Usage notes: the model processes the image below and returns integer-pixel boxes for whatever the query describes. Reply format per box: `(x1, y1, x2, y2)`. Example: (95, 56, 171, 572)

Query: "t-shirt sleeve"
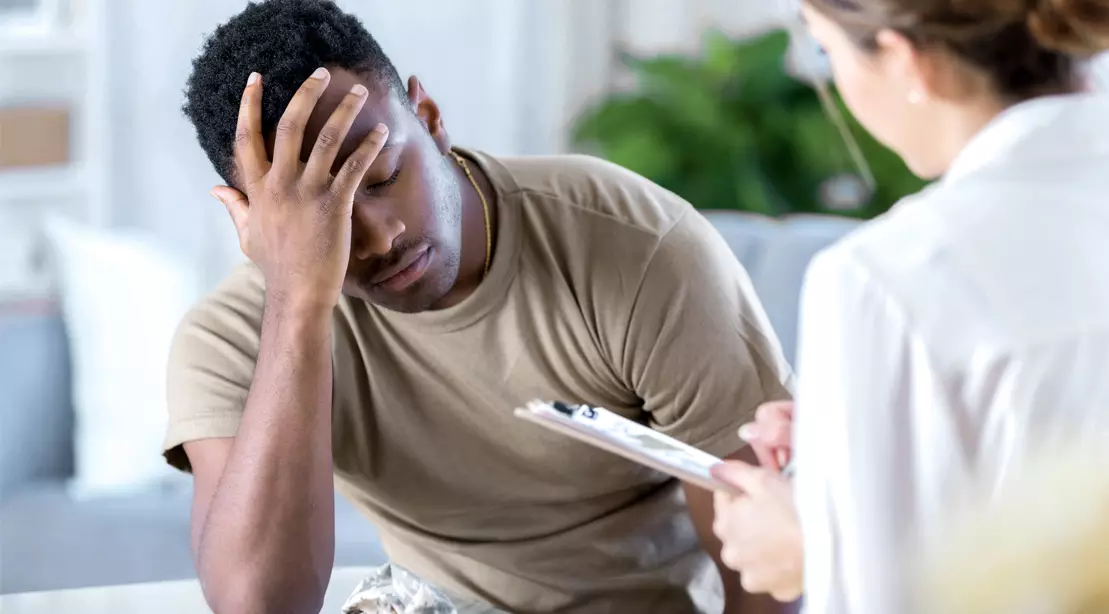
(162, 266, 265, 473)
(620, 211, 795, 457)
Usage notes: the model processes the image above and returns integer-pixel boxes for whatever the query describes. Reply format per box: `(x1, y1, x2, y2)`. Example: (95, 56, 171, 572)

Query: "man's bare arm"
(186, 307, 336, 614)
(181, 66, 389, 614)
(684, 446, 793, 614)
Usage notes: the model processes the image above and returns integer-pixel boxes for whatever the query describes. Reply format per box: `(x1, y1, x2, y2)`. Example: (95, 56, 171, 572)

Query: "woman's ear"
(407, 75, 452, 154)
(875, 28, 932, 104)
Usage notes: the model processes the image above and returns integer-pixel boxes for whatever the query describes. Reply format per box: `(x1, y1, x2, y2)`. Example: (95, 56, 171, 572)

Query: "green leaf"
(702, 30, 738, 80)
(600, 131, 678, 179)
(570, 29, 931, 218)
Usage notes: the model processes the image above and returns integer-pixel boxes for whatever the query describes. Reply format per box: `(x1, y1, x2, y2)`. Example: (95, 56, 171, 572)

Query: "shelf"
(0, 165, 87, 202)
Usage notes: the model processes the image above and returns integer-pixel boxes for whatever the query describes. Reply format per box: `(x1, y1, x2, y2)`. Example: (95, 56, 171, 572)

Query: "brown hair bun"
(1028, 0, 1109, 55)
(807, 0, 1109, 100)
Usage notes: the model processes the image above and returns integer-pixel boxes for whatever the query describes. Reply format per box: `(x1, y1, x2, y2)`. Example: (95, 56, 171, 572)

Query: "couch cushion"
(0, 483, 194, 594)
(0, 306, 73, 498)
(748, 215, 861, 366)
(702, 212, 861, 367)
(698, 210, 780, 273)
(0, 482, 387, 594)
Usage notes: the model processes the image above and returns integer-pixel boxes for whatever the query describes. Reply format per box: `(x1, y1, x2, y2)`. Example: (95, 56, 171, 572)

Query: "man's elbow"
(201, 569, 327, 614)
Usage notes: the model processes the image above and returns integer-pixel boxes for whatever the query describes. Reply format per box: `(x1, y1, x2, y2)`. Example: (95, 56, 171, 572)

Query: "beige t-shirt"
(163, 150, 793, 614)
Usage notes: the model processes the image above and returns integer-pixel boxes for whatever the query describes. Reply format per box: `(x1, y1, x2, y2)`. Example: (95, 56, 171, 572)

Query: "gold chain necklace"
(451, 151, 492, 278)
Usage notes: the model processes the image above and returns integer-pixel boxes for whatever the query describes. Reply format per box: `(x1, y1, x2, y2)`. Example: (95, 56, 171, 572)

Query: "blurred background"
(1, 0, 1106, 598)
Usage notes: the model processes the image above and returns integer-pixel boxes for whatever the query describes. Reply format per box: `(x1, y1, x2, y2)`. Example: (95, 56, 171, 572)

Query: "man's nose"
(351, 202, 405, 260)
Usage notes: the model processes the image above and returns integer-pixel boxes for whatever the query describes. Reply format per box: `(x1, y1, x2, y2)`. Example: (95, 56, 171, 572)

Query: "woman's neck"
(934, 97, 1010, 174)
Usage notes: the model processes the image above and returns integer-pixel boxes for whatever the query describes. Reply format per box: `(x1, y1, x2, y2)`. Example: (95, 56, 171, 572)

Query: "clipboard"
(514, 399, 744, 495)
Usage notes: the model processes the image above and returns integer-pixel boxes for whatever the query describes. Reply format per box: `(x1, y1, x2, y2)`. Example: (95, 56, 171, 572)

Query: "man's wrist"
(265, 286, 336, 319)
(263, 290, 334, 341)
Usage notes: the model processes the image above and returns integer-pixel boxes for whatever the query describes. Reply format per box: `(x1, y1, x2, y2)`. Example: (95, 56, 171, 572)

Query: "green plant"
(571, 30, 928, 219)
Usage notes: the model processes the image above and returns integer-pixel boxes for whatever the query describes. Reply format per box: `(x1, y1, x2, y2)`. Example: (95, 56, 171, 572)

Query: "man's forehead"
(299, 75, 405, 163)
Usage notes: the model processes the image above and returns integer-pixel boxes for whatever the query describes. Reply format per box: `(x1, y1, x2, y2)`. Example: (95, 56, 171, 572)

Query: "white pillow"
(43, 215, 199, 498)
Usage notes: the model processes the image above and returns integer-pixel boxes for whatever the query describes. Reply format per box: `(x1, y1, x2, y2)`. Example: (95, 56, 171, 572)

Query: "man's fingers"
(303, 82, 370, 185)
(711, 460, 765, 494)
(212, 185, 248, 218)
(272, 67, 331, 177)
(332, 123, 389, 204)
(233, 72, 268, 191)
(212, 186, 250, 248)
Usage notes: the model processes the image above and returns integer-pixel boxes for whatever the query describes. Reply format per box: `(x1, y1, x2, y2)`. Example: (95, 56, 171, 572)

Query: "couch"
(0, 211, 859, 594)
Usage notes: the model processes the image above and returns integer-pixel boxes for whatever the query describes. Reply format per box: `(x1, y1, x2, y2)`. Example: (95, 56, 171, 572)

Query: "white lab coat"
(793, 93, 1109, 614)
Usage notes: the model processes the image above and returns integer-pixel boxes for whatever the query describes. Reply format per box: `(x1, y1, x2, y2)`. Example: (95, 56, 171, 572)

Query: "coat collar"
(943, 94, 1109, 184)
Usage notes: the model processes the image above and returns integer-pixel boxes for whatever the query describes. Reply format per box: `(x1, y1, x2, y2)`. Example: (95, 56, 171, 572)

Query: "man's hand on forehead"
(299, 69, 400, 175)
(211, 66, 390, 310)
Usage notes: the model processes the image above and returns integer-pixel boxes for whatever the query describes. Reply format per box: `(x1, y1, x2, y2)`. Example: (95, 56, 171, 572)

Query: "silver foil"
(341, 564, 458, 614)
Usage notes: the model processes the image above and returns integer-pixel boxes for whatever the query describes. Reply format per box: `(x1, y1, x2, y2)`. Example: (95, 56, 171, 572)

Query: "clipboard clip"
(551, 401, 597, 420)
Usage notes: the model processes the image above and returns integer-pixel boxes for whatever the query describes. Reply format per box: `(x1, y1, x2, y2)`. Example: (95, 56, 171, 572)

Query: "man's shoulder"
(170, 261, 266, 367)
(491, 153, 691, 239)
(184, 261, 265, 327)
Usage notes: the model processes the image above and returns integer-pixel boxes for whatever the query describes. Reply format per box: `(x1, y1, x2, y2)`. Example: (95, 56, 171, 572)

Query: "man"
(166, 1, 793, 613)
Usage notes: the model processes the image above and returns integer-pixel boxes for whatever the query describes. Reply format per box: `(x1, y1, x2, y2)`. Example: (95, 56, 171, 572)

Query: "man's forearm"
(685, 482, 767, 614)
(686, 446, 795, 614)
(197, 301, 337, 614)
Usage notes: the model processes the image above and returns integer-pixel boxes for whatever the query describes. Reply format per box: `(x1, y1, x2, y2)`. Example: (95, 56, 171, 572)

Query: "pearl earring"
(908, 89, 923, 104)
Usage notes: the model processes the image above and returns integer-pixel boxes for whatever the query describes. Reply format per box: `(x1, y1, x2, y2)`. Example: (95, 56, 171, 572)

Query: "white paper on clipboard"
(514, 400, 743, 495)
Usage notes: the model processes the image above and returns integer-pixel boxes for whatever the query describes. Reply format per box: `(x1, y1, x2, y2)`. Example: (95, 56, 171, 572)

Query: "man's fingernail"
(312, 67, 329, 80)
(350, 84, 368, 97)
(372, 123, 389, 135)
(739, 424, 758, 442)
(246, 72, 259, 86)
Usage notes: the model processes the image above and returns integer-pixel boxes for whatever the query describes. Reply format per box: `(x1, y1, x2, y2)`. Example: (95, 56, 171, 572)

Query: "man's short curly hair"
(183, 0, 406, 185)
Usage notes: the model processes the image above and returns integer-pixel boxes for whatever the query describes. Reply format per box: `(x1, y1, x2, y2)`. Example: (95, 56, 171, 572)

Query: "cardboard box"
(0, 106, 70, 169)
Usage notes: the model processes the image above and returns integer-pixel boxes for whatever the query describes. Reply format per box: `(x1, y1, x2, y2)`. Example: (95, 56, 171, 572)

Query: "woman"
(709, 1, 1109, 612)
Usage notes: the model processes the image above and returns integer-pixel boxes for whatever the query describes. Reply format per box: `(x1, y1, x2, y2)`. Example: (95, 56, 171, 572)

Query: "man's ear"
(407, 75, 451, 154)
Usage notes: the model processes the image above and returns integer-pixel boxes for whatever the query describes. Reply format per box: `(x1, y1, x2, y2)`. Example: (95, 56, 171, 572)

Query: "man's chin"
(344, 279, 442, 314)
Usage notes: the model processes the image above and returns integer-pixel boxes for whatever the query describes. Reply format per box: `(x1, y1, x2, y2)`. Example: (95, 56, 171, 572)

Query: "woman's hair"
(807, 0, 1109, 101)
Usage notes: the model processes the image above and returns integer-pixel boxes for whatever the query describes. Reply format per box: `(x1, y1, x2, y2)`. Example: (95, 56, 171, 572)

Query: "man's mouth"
(370, 246, 432, 292)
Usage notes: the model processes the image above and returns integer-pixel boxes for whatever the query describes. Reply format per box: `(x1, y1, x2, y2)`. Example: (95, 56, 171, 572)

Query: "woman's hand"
(739, 401, 794, 472)
(711, 460, 804, 603)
